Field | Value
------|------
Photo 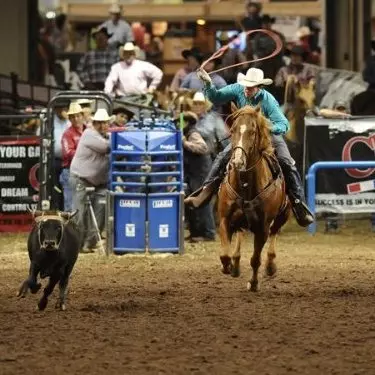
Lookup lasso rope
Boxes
[200,29,284,75]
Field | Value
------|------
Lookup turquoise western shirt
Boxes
[203,83,289,135]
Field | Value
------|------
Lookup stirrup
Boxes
[291,199,314,227]
[184,178,221,209]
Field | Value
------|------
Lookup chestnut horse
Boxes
[217,104,291,292]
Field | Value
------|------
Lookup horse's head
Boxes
[297,79,316,109]
[285,76,316,110]
[229,103,272,171]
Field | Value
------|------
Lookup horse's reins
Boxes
[200,29,283,75]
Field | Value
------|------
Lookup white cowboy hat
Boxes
[237,68,273,87]
[192,92,206,102]
[92,108,114,122]
[296,26,312,39]
[109,3,122,14]
[188,91,213,111]
[77,99,93,106]
[119,42,136,58]
[66,102,83,116]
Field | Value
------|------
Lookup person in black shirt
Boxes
[241,1,262,31]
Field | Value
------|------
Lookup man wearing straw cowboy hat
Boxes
[184,66,314,227]
[99,3,134,48]
[104,41,163,97]
[189,92,229,159]
[70,108,112,253]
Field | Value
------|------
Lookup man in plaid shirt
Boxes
[77,26,119,90]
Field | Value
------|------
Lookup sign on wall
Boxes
[0,136,40,232]
[305,117,375,214]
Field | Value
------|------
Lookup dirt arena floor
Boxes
[1,219,375,375]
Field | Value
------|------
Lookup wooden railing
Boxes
[62,1,322,22]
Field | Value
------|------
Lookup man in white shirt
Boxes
[99,3,134,48]
[104,42,163,97]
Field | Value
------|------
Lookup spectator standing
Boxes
[241,1,262,31]
[189,92,229,159]
[99,3,134,48]
[170,47,204,91]
[181,53,227,112]
[77,26,119,90]
[274,45,316,91]
[251,15,286,81]
[181,112,214,242]
[104,42,163,97]
[181,53,226,92]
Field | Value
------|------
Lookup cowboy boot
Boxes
[282,163,314,227]
[184,145,232,209]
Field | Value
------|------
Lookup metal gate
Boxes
[38,91,112,210]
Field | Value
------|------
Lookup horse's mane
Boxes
[230,106,274,155]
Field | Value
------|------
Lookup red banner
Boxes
[0,136,40,232]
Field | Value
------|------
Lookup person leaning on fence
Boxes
[69,108,112,253]
[180,111,215,242]
[61,102,86,212]
[110,105,135,128]
[104,42,163,97]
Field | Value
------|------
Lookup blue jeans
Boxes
[59,168,73,211]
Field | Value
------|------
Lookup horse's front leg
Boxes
[231,231,243,278]
[219,217,232,275]
[248,229,269,292]
[265,208,290,277]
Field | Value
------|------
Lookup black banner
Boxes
[305,117,375,213]
[0,136,40,231]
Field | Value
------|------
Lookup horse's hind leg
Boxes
[265,207,291,277]
[231,231,243,278]
[219,218,232,275]
[248,230,268,292]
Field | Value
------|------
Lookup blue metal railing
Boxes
[306,161,375,234]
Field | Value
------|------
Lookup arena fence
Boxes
[307,161,375,234]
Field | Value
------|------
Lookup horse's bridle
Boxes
[230,129,261,172]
